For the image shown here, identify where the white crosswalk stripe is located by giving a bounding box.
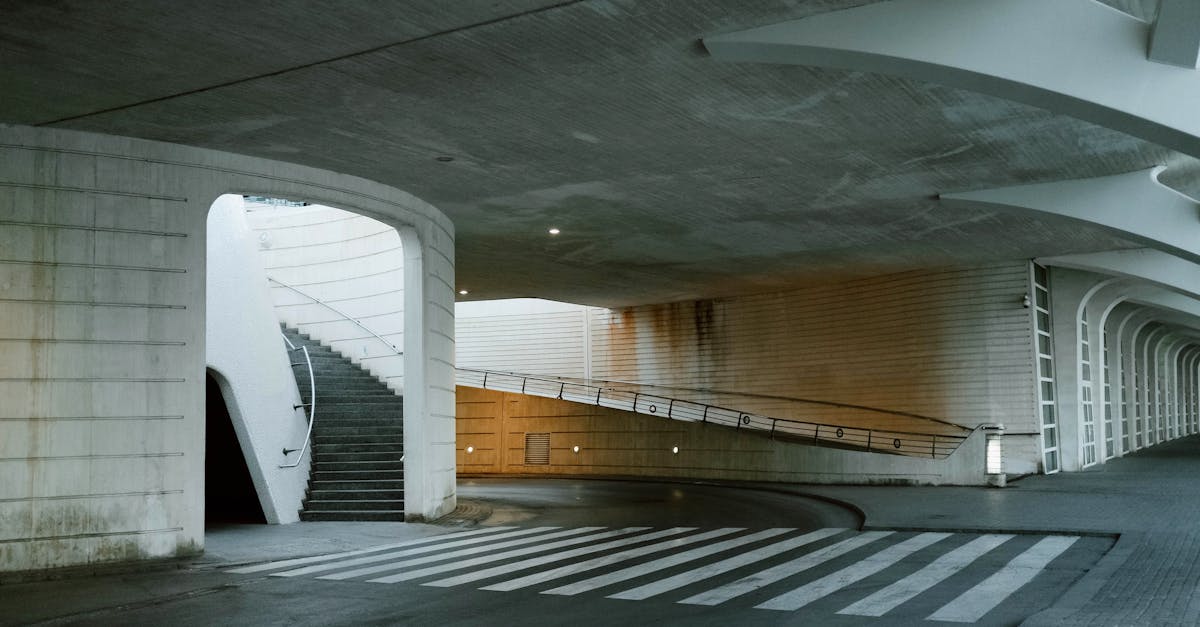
[926,535,1079,623]
[677,530,894,606]
[225,526,1092,624]
[756,532,952,611]
[838,533,1015,617]
[608,527,846,601]
[415,527,697,587]
[270,526,561,578]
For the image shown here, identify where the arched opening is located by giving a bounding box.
[205,371,267,525]
[205,193,410,523]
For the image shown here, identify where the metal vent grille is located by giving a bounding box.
[524,432,551,465]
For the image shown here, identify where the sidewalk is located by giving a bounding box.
[794,434,1200,626]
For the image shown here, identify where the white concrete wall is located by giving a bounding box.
[206,195,310,524]
[457,299,594,379]
[0,123,456,574]
[457,264,1039,475]
[245,203,405,391]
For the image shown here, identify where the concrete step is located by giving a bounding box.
[313,451,403,462]
[313,470,404,482]
[313,434,404,444]
[312,460,404,472]
[313,426,405,437]
[303,498,405,511]
[308,489,405,501]
[318,395,402,405]
[315,414,401,423]
[311,480,405,491]
[299,510,405,522]
[313,442,404,453]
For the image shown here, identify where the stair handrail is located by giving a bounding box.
[266,276,403,355]
[280,332,317,468]
[456,367,972,459]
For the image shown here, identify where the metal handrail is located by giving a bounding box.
[266,276,403,355]
[280,333,317,468]
[455,367,972,459]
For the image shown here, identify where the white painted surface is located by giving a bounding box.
[608,527,845,601]
[926,535,1079,623]
[678,531,893,606]
[543,528,793,596]
[369,527,648,584]
[318,527,602,581]
[206,195,310,523]
[756,532,952,611]
[246,203,406,391]
[420,527,695,588]
[480,528,732,592]
[0,123,457,573]
[704,0,1200,158]
[839,534,1015,617]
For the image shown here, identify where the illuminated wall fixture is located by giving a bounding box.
[458,289,469,295]
[671,445,680,454]
[983,425,1005,487]
[466,446,475,454]
[572,445,581,453]
[548,227,561,235]
[1021,293,1031,308]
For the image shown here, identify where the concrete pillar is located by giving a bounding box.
[0,124,456,574]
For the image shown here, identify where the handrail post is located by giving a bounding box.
[482,371,488,388]
[931,435,937,458]
[814,424,820,444]
[867,431,872,451]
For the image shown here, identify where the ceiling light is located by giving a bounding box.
[572,445,581,453]
[671,445,680,454]
[459,289,469,295]
[466,446,474,454]
[548,227,561,235]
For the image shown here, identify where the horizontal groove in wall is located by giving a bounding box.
[259,228,395,250]
[249,213,360,230]
[263,247,403,270]
[0,258,187,273]
[0,527,185,544]
[0,415,184,422]
[0,377,186,383]
[0,452,184,462]
[0,220,188,238]
[0,298,186,310]
[0,338,186,346]
[268,267,402,287]
[274,290,402,307]
[0,181,186,202]
[0,489,184,503]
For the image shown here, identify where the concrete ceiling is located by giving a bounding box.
[0,0,1190,306]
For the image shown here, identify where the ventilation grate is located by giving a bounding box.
[524,432,551,465]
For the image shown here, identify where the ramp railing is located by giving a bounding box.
[455,368,973,459]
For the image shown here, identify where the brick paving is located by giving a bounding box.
[793,435,1200,626]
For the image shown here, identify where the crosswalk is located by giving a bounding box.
[226,525,1095,623]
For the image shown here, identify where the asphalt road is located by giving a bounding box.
[2,479,1109,627]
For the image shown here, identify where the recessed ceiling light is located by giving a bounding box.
[458,289,469,295]
[466,446,474,454]
[548,227,561,235]
[435,155,454,162]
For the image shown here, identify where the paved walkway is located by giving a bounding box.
[796,434,1200,626]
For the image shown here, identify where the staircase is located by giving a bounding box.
[282,326,405,521]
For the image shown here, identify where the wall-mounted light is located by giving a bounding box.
[548,227,561,235]
[572,445,581,453]
[466,446,475,454]
[459,289,469,295]
[671,445,680,454]
[1021,294,1031,308]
